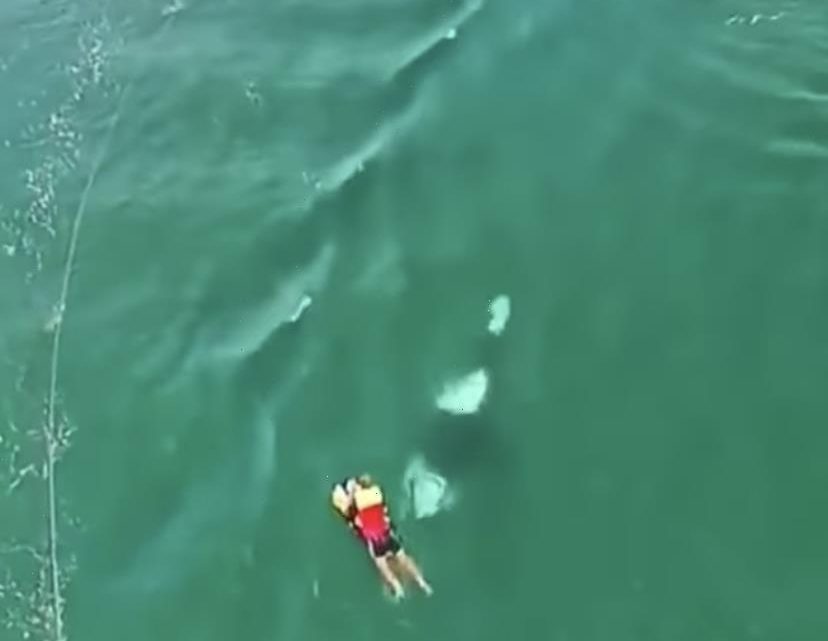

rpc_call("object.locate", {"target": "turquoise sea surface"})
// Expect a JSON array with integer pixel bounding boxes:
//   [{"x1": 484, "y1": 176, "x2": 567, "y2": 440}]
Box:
[{"x1": 2, "y1": 1, "x2": 828, "y2": 640}]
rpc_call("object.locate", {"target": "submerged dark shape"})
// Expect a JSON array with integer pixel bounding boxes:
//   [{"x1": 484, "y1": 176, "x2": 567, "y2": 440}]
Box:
[
  {"x1": 419, "y1": 324, "x2": 514, "y2": 479},
  {"x1": 421, "y1": 410, "x2": 509, "y2": 478}
]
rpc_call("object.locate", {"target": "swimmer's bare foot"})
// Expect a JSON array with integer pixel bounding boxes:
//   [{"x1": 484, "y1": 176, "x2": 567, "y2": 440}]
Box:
[
  {"x1": 418, "y1": 580, "x2": 433, "y2": 596},
  {"x1": 384, "y1": 584, "x2": 405, "y2": 602}
]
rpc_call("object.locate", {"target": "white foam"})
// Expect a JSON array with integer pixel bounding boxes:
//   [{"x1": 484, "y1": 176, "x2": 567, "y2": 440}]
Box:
[
  {"x1": 436, "y1": 368, "x2": 488, "y2": 415},
  {"x1": 161, "y1": 0, "x2": 186, "y2": 16},
  {"x1": 402, "y1": 455, "x2": 454, "y2": 520},
  {"x1": 289, "y1": 294, "x2": 312, "y2": 323},
  {"x1": 487, "y1": 294, "x2": 511, "y2": 336}
]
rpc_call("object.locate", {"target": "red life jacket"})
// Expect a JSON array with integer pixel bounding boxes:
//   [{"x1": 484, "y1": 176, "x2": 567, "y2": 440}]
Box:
[{"x1": 354, "y1": 485, "x2": 389, "y2": 541}]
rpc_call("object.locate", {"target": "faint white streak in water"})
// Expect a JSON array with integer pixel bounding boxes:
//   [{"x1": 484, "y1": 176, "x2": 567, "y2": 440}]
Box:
[
  {"x1": 195, "y1": 243, "x2": 334, "y2": 363},
  {"x1": 243, "y1": 402, "x2": 280, "y2": 520},
  {"x1": 310, "y1": 97, "x2": 422, "y2": 198},
  {"x1": 781, "y1": 89, "x2": 828, "y2": 104},
  {"x1": 289, "y1": 294, "x2": 313, "y2": 323},
  {"x1": 725, "y1": 11, "x2": 786, "y2": 26},
  {"x1": 162, "y1": 0, "x2": 187, "y2": 17},
  {"x1": 311, "y1": 127, "x2": 380, "y2": 193},
  {"x1": 293, "y1": 5, "x2": 484, "y2": 206},
  {"x1": 7, "y1": 463, "x2": 39, "y2": 494},
  {"x1": 766, "y1": 138, "x2": 828, "y2": 159},
  {"x1": 296, "y1": 1, "x2": 478, "y2": 202},
  {"x1": 382, "y1": 0, "x2": 484, "y2": 82}
]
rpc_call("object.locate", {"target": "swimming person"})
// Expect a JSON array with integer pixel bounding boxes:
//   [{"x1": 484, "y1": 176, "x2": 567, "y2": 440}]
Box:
[{"x1": 331, "y1": 475, "x2": 433, "y2": 600}]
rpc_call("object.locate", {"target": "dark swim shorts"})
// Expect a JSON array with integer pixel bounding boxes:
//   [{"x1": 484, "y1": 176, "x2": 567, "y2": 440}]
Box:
[{"x1": 367, "y1": 530, "x2": 403, "y2": 558}]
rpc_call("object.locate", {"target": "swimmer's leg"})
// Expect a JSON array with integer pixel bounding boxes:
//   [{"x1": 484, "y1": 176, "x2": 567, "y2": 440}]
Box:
[
  {"x1": 395, "y1": 551, "x2": 433, "y2": 596},
  {"x1": 373, "y1": 555, "x2": 404, "y2": 600}
]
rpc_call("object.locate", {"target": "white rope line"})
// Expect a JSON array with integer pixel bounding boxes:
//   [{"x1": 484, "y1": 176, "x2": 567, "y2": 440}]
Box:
[
  {"x1": 42, "y1": 12, "x2": 176, "y2": 639},
  {"x1": 43, "y1": 86, "x2": 127, "y2": 641}
]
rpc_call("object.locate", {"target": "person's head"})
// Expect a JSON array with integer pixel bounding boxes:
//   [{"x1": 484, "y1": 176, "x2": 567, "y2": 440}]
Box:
[{"x1": 357, "y1": 474, "x2": 374, "y2": 488}]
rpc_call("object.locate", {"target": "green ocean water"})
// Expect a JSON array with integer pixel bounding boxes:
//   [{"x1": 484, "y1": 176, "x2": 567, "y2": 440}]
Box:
[{"x1": 2, "y1": 0, "x2": 828, "y2": 640}]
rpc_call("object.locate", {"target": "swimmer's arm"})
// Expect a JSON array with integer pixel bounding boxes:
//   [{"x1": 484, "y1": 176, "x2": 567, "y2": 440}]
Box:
[{"x1": 383, "y1": 506, "x2": 397, "y2": 530}]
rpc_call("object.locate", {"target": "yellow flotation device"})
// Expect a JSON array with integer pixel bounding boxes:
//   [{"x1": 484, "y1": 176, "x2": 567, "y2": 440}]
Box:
[{"x1": 353, "y1": 485, "x2": 384, "y2": 510}]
